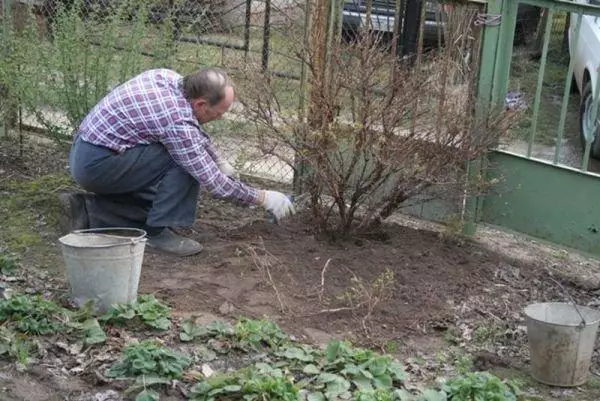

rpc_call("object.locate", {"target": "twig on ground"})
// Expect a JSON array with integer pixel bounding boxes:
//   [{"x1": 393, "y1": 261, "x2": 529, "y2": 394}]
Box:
[
  {"x1": 246, "y1": 238, "x2": 290, "y2": 314},
  {"x1": 303, "y1": 305, "x2": 362, "y2": 316},
  {"x1": 318, "y1": 258, "x2": 332, "y2": 303}
]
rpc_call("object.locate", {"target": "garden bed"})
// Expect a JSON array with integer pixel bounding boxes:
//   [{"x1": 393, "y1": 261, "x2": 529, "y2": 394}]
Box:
[{"x1": 2, "y1": 138, "x2": 600, "y2": 400}]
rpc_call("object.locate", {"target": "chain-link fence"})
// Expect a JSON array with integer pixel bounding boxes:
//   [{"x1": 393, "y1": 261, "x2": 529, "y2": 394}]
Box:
[{"x1": 0, "y1": 0, "x2": 490, "y2": 215}]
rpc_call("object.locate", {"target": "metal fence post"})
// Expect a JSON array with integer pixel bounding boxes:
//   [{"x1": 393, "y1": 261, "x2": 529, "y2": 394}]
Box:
[
  {"x1": 244, "y1": 0, "x2": 252, "y2": 59},
  {"x1": 462, "y1": 0, "x2": 504, "y2": 236},
  {"x1": 491, "y1": 0, "x2": 518, "y2": 106},
  {"x1": 1, "y1": 0, "x2": 14, "y2": 137},
  {"x1": 294, "y1": 0, "x2": 313, "y2": 194},
  {"x1": 261, "y1": 0, "x2": 271, "y2": 72}
]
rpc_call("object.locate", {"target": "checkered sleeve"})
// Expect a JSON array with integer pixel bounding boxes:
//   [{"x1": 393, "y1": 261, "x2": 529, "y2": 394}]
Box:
[
  {"x1": 204, "y1": 141, "x2": 222, "y2": 164},
  {"x1": 160, "y1": 121, "x2": 259, "y2": 204}
]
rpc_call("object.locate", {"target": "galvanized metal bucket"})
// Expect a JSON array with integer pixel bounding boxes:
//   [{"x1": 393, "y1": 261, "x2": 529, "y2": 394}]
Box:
[
  {"x1": 59, "y1": 228, "x2": 147, "y2": 314},
  {"x1": 524, "y1": 302, "x2": 600, "y2": 387}
]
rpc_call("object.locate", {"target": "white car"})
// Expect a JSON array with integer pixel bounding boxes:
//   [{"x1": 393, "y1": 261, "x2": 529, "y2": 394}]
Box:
[{"x1": 569, "y1": 1, "x2": 600, "y2": 158}]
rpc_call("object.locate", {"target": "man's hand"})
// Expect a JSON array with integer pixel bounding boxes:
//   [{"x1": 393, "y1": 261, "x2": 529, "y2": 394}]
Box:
[
  {"x1": 259, "y1": 190, "x2": 295, "y2": 221},
  {"x1": 217, "y1": 160, "x2": 239, "y2": 179}
]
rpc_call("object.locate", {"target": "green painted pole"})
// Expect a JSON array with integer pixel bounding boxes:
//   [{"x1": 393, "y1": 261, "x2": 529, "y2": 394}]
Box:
[
  {"x1": 491, "y1": 0, "x2": 518, "y2": 106},
  {"x1": 462, "y1": 0, "x2": 503, "y2": 236},
  {"x1": 528, "y1": 8, "x2": 555, "y2": 158}
]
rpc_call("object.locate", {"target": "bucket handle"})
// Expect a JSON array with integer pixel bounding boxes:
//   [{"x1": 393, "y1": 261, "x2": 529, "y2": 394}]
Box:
[
  {"x1": 547, "y1": 275, "x2": 587, "y2": 330},
  {"x1": 71, "y1": 227, "x2": 147, "y2": 253}
]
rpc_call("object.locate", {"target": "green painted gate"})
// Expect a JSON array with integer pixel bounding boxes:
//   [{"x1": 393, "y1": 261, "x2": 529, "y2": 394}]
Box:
[{"x1": 470, "y1": 0, "x2": 600, "y2": 256}]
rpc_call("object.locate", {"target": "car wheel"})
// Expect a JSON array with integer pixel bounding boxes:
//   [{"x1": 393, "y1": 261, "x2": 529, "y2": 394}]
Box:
[{"x1": 579, "y1": 82, "x2": 600, "y2": 159}]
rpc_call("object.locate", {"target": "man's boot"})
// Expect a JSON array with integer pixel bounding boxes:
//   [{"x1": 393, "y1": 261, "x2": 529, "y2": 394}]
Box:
[
  {"x1": 146, "y1": 228, "x2": 203, "y2": 256},
  {"x1": 58, "y1": 192, "x2": 89, "y2": 234}
]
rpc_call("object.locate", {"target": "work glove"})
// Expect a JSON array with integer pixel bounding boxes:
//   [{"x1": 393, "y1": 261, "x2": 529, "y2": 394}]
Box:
[
  {"x1": 217, "y1": 160, "x2": 239, "y2": 179},
  {"x1": 260, "y1": 190, "x2": 295, "y2": 221}
]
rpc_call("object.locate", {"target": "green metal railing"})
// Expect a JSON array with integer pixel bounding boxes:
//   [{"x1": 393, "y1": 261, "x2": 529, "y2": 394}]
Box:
[
  {"x1": 485, "y1": 0, "x2": 600, "y2": 170},
  {"x1": 464, "y1": 0, "x2": 600, "y2": 235}
]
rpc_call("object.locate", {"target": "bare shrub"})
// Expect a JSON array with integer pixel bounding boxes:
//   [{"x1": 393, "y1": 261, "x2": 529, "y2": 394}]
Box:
[{"x1": 233, "y1": 3, "x2": 519, "y2": 237}]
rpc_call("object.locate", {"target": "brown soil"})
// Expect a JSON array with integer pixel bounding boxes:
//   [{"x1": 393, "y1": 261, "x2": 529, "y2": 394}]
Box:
[
  {"x1": 139, "y1": 195, "x2": 597, "y2": 351},
  {"x1": 142, "y1": 201, "x2": 500, "y2": 342}
]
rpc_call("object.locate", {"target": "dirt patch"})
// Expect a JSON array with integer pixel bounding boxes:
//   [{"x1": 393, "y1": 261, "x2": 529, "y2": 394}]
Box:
[{"x1": 139, "y1": 196, "x2": 598, "y2": 352}]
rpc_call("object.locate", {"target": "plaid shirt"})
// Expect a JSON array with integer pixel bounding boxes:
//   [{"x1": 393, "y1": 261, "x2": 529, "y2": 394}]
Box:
[{"x1": 78, "y1": 68, "x2": 259, "y2": 204}]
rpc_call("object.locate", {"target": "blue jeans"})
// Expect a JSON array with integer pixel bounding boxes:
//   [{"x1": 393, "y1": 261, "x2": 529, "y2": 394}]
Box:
[{"x1": 69, "y1": 136, "x2": 199, "y2": 231}]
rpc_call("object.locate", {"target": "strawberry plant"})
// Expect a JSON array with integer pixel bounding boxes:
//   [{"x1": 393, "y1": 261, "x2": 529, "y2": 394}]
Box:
[
  {"x1": 101, "y1": 295, "x2": 172, "y2": 330},
  {"x1": 301, "y1": 340, "x2": 405, "y2": 398},
  {"x1": 107, "y1": 339, "x2": 191, "y2": 379},
  {"x1": 0, "y1": 250, "x2": 19, "y2": 276},
  {"x1": 275, "y1": 343, "x2": 320, "y2": 365},
  {"x1": 180, "y1": 319, "x2": 235, "y2": 342},
  {"x1": 0, "y1": 294, "x2": 106, "y2": 347},
  {"x1": 443, "y1": 372, "x2": 518, "y2": 401},
  {"x1": 189, "y1": 365, "x2": 298, "y2": 401},
  {"x1": 234, "y1": 318, "x2": 288, "y2": 349},
  {"x1": 0, "y1": 294, "x2": 69, "y2": 335},
  {"x1": 0, "y1": 326, "x2": 36, "y2": 365}
]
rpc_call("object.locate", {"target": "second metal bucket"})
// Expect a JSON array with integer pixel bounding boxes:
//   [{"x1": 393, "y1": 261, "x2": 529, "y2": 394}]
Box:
[{"x1": 524, "y1": 302, "x2": 600, "y2": 387}]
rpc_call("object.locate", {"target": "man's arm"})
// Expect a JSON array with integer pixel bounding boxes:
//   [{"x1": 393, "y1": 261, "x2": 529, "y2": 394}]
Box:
[{"x1": 160, "y1": 121, "x2": 258, "y2": 204}]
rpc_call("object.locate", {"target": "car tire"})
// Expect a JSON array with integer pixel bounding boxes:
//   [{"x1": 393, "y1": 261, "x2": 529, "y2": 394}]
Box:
[{"x1": 579, "y1": 81, "x2": 600, "y2": 159}]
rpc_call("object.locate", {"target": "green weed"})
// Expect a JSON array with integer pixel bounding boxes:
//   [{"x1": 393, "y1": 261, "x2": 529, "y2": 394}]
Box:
[
  {"x1": 107, "y1": 339, "x2": 191, "y2": 379},
  {"x1": 0, "y1": 326, "x2": 36, "y2": 365},
  {"x1": 0, "y1": 294, "x2": 69, "y2": 335},
  {"x1": 443, "y1": 372, "x2": 519, "y2": 401},
  {"x1": 0, "y1": 251, "x2": 20, "y2": 276},
  {"x1": 0, "y1": 294, "x2": 106, "y2": 346},
  {"x1": 180, "y1": 320, "x2": 235, "y2": 342},
  {"x1": 234, "y1": 317, "x2": 288, "y2": 349},
  {"x1": 190, "y1": 366, "x2": 298, "y2": 401},
  {"x1": 101, "y1": 294, "x2": 172, "y2": 330}
]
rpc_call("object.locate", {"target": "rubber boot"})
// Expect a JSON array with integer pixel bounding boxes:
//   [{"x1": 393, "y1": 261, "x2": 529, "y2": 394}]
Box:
[{"x1": 146, "y1": 228, "x2": 203, "y2": 256}]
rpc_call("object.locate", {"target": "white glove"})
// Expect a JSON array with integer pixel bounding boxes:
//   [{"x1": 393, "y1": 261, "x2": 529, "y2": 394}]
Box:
[
  {"x1": 260, "y1": 191, "x2": 295, "y2": 221},
  {"x1": 217, "y1": 160, "x2": 239, "y2": 179}
]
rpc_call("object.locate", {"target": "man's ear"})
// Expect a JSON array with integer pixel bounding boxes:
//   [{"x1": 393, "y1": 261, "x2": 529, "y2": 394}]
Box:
[{"x1": 191, "y1": 97, "x2": 207, "y2": 110}]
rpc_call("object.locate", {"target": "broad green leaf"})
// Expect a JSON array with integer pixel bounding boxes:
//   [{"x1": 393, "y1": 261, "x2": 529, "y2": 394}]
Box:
[
  {"x1": 352, "y1": 373, "x2": 373, "y2": 391},
  {"x1": 388, "y1": 361, "x2": 405, "y2": 381},
  {"x1": 358, "y1": 367, "x2": 374, "y2": 379},
  {"x1": 181, "y1": 319, "x2": 195, "y2": 333},
  {"x1": 324, "y1": 377, "x2": 351, "y2": 400},
  {"x1": 119, "y1": 308, "x2": 136, "y2": 320},
  {"x1": 372, "y1": 374, "x2": 392, "y2": 389},
  {"x1": 149, "y1": 317, "x2": 171, "y2": 330},
  {"x1": 366, "y1": 356, "x2": 389, "y2": 376},
  {"x1": 308, "y1": 392, "x2": 325, "y2": 401},
  {"x1": 191, "y1": 381, "x2": 213, "y2": 395},
  {"x1": 125, "y1": 376, "x2": 170, "y2": 395},
  {"x1": 326, "y1": 340, "x2": 342, "y2": 362},
  {"x1": 222, "y1": 385, "x2": 242, "y2": 392},
  {"x1": 303, "y1": 364, "x2": 321, "y2": 375},
  {"x1": 394, "y1": 389, "x2": 413, "y2": 401},
  {"x1": 317, "y1": 373, "x2": 341, "y2": 383},
  {"x1": 135, "y1": 390, "x2": 159, "y2": 401},
  {"x1": 284, "y1": 346, "x2": 313, "y2": 361},
  {"x1": 135, "y1": 375, "x2": 170, "y2": 386},
  {"x1": 180, "y1": 332, "x2": 194, "y2": 342},
  {"x1": 341, "y1": 363, "x2": 360, "y2": 375},
  {"x1": 82, "y1": 318, "x2": 107, "y2": 345},
  {"x1": 418, "y1": 389, "x2": 447, "y2": 401}
]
